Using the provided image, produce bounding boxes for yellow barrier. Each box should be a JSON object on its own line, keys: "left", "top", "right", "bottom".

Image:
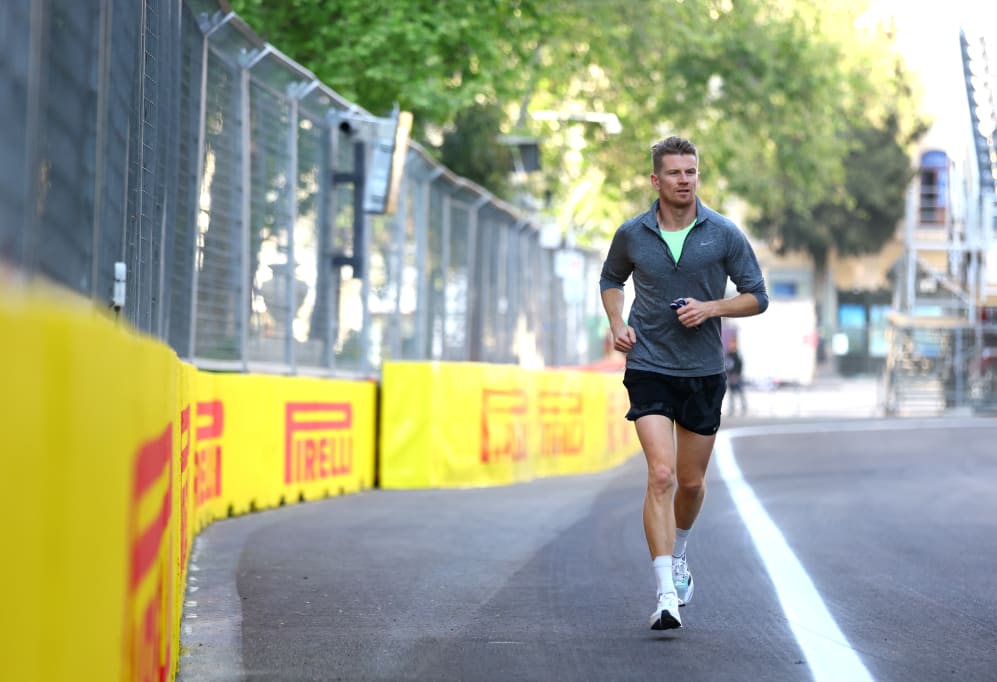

{"left": 0, "top": 284, "right": 376, "bottom": 681}
{"left": 379, "top": 361, "right": 640, "bottom": 488}
{"left": 0, "top": 286, "right": 181, "bottom": 680}
{"left": 191, "top": 372, "right": 376, "bottom": 527}
{"left": 0, "top": 284, "right": 633, "bottom": 680}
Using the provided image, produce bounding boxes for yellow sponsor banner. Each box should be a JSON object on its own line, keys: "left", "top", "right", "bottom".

{"left": 525, "top": 369, "right": 638, "bottom": 478}
{"left": 0, "top": 283, "right": 377, "bottom": 681}
{"left": 378, "top": 362, "right": 435, "bottom": 487}
{"left": 477, "top": 363, "right": 536, "bottom": 486}
{"left": 193, "top": 373, "right": 377, "bottom": 526}
{"left": 1, "top": 281, "right": 625, "bottom": 679}
{"left": 534, "top": 370, "right": 589, "bottom": 478}
{"left": 189, "top": 372, "right": 239, "bottom": 528}
{"left": 0, "top": 285, "right": 186, "bottom": 681}
{"left": 173, "top": 361, "right": 198, "bottom": 669}
{"left": 380, "top": 362, "right": 532, "bottom": 488}
{"left": 380, "top": 362, "right": 639, "bottom": 489}
{"left": 600, "top": 372, "right": 642, "bottom": 465}
{"left": 1, "top": 289, "right": 48, "bottom": 681}
{"left": 278, "top": 376, "right": 377, "bottom": 502}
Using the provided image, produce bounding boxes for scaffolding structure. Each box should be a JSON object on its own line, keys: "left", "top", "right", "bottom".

{"left": 884, "top": 28, "right": 997, "bottom": 415}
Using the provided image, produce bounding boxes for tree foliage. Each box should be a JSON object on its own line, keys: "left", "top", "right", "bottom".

{"left": 229, "top": 0, "right": 927, "bottom": 263}
{"left": 439, "top": 102, "right": 514, "bottom": 197}
{"left": 229, "top": 0, "right": 546, "bottom": 129}
{"left": 755, "top": 113, "right": 925, "bottom": 267}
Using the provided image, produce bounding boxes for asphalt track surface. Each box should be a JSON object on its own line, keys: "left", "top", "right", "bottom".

{"left": 179, "top": 417, "right": 997, "bottom": 682}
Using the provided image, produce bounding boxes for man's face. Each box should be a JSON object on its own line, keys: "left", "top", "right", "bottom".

{"left": 651, "top": 154, "right": 698, "bottom": 208}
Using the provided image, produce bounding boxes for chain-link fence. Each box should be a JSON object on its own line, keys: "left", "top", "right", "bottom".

{"left": 1, "top": 0, "right": 608, "bottom": 375}
{"left": 0, "top": 0, "right": 187, "bottom": 335}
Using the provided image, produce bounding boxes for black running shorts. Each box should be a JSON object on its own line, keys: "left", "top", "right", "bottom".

{"left": 622, "top": 369, "right": 727, "bottom": 435}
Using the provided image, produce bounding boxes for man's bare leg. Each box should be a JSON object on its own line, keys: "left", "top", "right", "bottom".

{"left": 635, "top": 414, "right": 677, "bottom": 559}
{"left": 669, "top": 424, "right": 717, "bottom": 607}
{"left": 635, "top": 414, "right": 683, "bottom": 629}
{"left": 674, "top": 425, "right": 717, "bottom": 530}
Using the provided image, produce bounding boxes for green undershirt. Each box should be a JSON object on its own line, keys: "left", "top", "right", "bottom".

{"left": 659, "top": 217, "right": 697, "bottom": 262}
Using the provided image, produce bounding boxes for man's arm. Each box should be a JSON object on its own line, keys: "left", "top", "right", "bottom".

{"left": 675, "top": 293, "right": 761, "bottom": 329}
{"left": 709, "top": 292, "right": 762, "bottom": 318}
{"left": 675, "top": 226, "right": 769, "bottom": 329}
{"left": 601, "top": 286, "right": 635, "bottom": 353}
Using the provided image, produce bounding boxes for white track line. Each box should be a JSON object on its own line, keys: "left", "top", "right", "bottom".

{"left": 713, "top": 418, "right": 992, "bottom": 677}
{"left": 715, "top": 426, "right": 874, "bottom": 682}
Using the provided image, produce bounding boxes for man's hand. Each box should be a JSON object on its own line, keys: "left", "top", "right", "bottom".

{"left": 676, "top": 292, "right": 761, "bottom": 327}
{"left": 611, "top": 322, "right": 636, "bottom": 353}
{"left": 675, "top": 297, "right": 712, "bottom": 329}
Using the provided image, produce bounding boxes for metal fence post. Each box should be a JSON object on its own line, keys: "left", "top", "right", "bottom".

{"left": 21, "top": 0, "right": 44, "bottom": 275}
{"left": 415, "top": 165, "right": 445, "bottom": 360}
{"left": 238, "top": 48, "right": 257, "bottom": 371}
{"left": 285, "top": 85, "right": 300, "bottom": 372}
{"left": 187, "top": 13, "right": 216, "bottom": 361}
{"left": 90, "top": 0, "right": 111, "bottom": 303}
{"left": 358, "top": 203, "right": 372, "bottom": 374}
{"left": 466, "top": 194, "right": 489, "bottom": 361}
{"left": 387, "top": 185, "right": 406, "bottom": 360}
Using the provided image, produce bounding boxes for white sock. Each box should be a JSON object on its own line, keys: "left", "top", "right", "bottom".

{"left": 652, "top": 555, "right": 675, "bottom": 597}
{"left": 673, "top": 527, "right": 690, "bottom": 559}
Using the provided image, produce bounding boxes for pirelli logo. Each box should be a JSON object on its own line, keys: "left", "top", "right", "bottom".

{"left": 539, "top": 390, "right": 584, "bottom": 457}
{"left": 284, "top": 402, "right": 353, "bottom": 484}
{"left": 127, "top": 424, "right": 173, "bottom": 682}
{"left": 481, "top": 388, "right": 528, "bottom": 463}
{"left": 179, "top": 405, "right": 191, "bottom": 569}
{"left": 194, "top": 400, "right": 223, "bottom": 507}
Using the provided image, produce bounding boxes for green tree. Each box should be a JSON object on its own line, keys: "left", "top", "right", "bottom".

{"left": 717, "top": 4, "right": 927, "bottom": 268}
{"left": 501, "top": 0, "right": 923, "bottom": 254}
{"left": 439, "top": 102, "right": 514, "bottom": 197}
{"left": 228, "top": 0, "right": 547, "bottom": 130}
{"left": 229, "top": 0, "right": 926, "bottom": 265}
{"left": 755, "top": 113, "right": 924, "bottom": 268}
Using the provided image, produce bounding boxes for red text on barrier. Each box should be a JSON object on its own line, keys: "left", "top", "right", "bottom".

{"left": 284, "top": 402, "right": 353, "bottom": 484}
{"left": 538, "top": 390, "right": 584, "bottom": 457}
{"left": 194, "top": 401, "right": 224, "bottom": 506}
{"left": 127, "top": 423, "right": 173, "bottom": 682}
{"left": 481, "top": 389, "right": 528, "bottom": 463}
{"left": 179, "top": 404, "right": 190, "bottom": 569}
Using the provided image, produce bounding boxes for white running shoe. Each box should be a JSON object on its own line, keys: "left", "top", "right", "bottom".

{"left": 648, "top": 591, "right": 682, "bottom": 630}
{"left": 672, "top": 553, "right": 694, "bottom": 606}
